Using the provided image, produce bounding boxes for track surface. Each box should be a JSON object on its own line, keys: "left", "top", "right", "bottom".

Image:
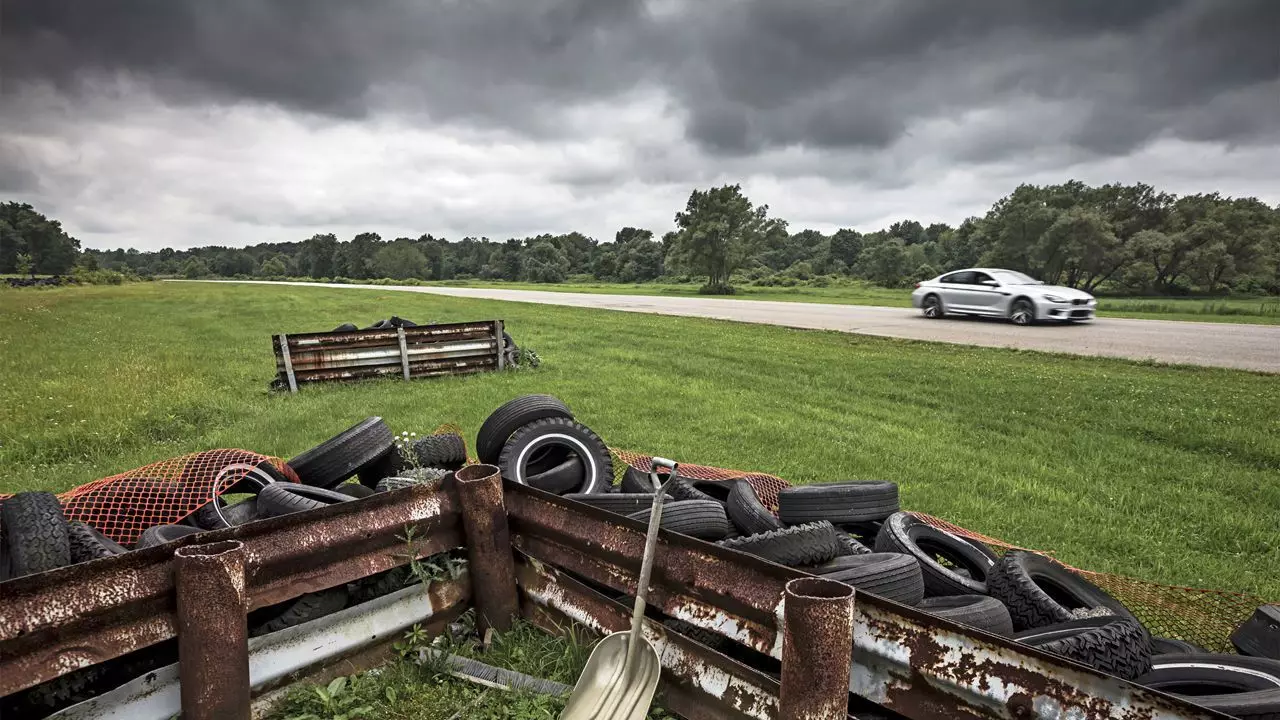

{"left": 193, "top": 281, "right": 1280, "bottom": 373}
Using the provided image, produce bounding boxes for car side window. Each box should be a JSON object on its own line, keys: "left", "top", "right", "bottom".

{"left": 971, "top": 272, "right": 994, "bottom": 286}
{"left": 943, "top": 271, "right": 974, "bottom": 284}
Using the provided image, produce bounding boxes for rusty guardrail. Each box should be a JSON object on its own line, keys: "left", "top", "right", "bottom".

{"left": 503, "top": 482, "right": 1229, "bottom": 720}
{"left": 1, "top": 471, "right": 1230, "bottom": 720}
{"left": 0, "top": 483, "right": 461, "bottom": 699}
{"left": 272, "top": 319, "right": 507, "bottom": 391}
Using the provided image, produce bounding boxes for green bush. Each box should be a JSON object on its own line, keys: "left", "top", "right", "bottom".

{"left": 698, "top": 282, "right": 736, "bottom": 295}
{"left": 70, "top": 267, "right": 130, "bottom": 285}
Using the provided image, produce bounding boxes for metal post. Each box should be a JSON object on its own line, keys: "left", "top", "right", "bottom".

{"left": 174, "top": 540, "right": 251, "bottom": 720}
{"left": 454, "top": 464, "right": 518, "bottom": 632}
{"left": 277, "top": 333, "right": 298, "bottom": 393}
{"left": 396, "top": 326, "right": 411, "bottom": 380}
{"left": 494, "top": 320, "right": 505, "bottom": 370}
{"left": 779, "top": 577, "right": 856, "bottom": 720}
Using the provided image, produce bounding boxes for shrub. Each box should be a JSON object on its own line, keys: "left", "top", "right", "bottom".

{"left": 698, "top": 282, "right": 736, "bottom": 295}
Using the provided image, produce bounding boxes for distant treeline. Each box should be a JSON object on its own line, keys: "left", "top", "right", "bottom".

{"left": 3, "top": 180, "right": 1278, "bottom": 295}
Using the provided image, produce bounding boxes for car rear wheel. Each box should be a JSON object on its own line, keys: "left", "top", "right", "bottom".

{"left": 922, "top": 294, "right": 943, "bottom": 319}
{"left": 1010, "top": 299, "right": 1036, "bottom": 326}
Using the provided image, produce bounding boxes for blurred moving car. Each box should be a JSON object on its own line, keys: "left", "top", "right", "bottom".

{"left": 910, "top": 268, "right": 1097, "bottom": 325}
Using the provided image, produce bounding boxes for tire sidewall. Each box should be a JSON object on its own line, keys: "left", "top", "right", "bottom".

{"left": 510, "top": 431, "right": 605, "bottom": 494}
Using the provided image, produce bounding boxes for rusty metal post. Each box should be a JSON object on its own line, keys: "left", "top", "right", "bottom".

{"left": 779, "top": 577, "right": 856, "bottom": 720}
{"left": 454, "top": 464, "right": 519, "bottom": 632}
{"left": 174, "top": 540, "right": 250, "bottom": 720}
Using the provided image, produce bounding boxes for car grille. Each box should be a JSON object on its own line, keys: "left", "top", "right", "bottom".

{"left": 1070, "top": 309, "right": 1092, "bottom": 318}
{"left": 1071, "top": 299, "right": 1089, "bottom": 305}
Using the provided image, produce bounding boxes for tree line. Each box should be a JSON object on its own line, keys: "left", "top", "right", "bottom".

{"left": 3, "top": 180, "right": 1278, "bottom": 296}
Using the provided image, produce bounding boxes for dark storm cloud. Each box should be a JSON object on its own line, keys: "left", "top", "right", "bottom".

{"left": 4, "top": 0, "right": 1278, "bottom": 162}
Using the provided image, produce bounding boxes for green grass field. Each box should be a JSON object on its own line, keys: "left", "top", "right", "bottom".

{"left": 421, "top": 278, "right": 1280, "bottom": 324}
{"left": 1, "top": 282, "right": 1276, "bottom": 600}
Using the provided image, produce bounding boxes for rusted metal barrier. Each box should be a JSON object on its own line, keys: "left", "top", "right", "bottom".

{"left": 780, "top": 578, "right": 856, "bottom": 720}
{"left": 0, "top": 483, "right": 460, "bottom": 698}
{"left": 454, "top": 464, "right": 519, "bottom": 632}
{"left": 174, "top": 540, "right": 251, "bottom": 720}
{"left": 0, "top": 475, "right": 1233, "bottom": 720}
{"left": 504, "top": 483, "right": 1230, "bottom": 720}
{"left": 272, "top": 319, "right": 506, "bottom": 391}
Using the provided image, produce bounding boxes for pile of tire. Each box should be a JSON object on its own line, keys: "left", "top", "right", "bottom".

{"left": 469, "top": 395, "right": 1280, "bottom": 719}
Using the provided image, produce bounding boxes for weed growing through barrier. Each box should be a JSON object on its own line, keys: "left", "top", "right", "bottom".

{"left": 392, "top": 431, "right": 420, "bottom": 470}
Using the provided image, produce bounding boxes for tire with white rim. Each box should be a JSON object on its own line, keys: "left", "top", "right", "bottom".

{"left": 1010, "top": 298, "right": 1036, "bottom": 326}
{"left": 498, "top": 417, "right": 612, "bottom": 495}
{"left": 1135, "top": 653, "right": 1280, "bottom": 719}
{"left": 922, "top": 294, "right": 944, "bottom": 319}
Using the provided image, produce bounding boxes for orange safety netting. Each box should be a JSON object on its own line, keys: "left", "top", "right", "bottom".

{"left": 0, "top": 449, "right": 298, "bottom": 547}
{"left": 613, "top": 450, "right": 1272, "bottom": 653}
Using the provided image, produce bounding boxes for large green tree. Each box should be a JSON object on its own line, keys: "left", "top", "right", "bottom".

{"left": 371, "top": 238, "right": 429, "bottom": 279}
{"left": 0, "top": 202, "right": 81, "bottom": 274}
{"left": 670, "top": 184, "right": 782, "bottom": 290}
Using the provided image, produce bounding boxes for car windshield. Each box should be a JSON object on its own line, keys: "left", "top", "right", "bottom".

{"left": 992, "top": 270, "right": 1042, "bottom": 285}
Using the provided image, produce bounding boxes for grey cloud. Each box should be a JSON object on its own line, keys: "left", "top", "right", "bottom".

{"left": 6, "top": 0, "right": 1278, "bottom": 163}
{"left": 0, "top": 143, "right": 41, "bottom": 193}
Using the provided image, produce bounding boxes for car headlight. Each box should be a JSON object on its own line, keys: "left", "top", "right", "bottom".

{"left": 1044, "top": 294, "right": 1067, "bottom": 303}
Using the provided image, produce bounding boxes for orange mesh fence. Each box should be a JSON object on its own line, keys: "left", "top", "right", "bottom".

{"left": 614, "top": 451, "right": 1270, "bottom": 653}
{"left": 0, "top": 449, "right": 298, "bottom": 547}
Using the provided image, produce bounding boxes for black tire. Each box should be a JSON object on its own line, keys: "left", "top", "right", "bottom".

{"left": 412, "top": 433, "right": 468, "bottom": 469}
{"left": 922, "top": 294, "right": 944, "bottom": 319}
{"left": 498, "top": 417, "right": 612, "bottom": 494}
{"left": 1152, "top": 637, "right": 1208, "bottom": 655}
{"left": 778, "top": 481, "right": 900, "bottom": 525}
{"left": 185, "top": 497, "right": 227, "bottom": 530}
{"left": 837, "top": 533, "right": 873, "bottom": 556}
{"left": 221, "top": 498, "right": 260, "bottom": 526}
{"left": 718, "top": 521, "right": 844, "bottom": 567}
{"left": 563, "top": 493, "right": 672, "bottom": 515}
{"left": 727, "top": 481, "right": 783, "bottom": 535}
{"left": 502, "top": 331, "right": 519, "bottom": 366}
{"left": 349, "top": 566, "right": 419, "bottom": 605}
{"left": 807, "top": 553, "right": 925, "bottom": 605}
{"left": 987, "top": 550, "right": 1136, "bottom": 632}
{"left": 249, "top": 587, "right": 349, "bottom": 637}
{"left": 375, "top": 468, "right": 452, "bottom": 492}
{"left": 257, "top": 483, "right": 352, "bottom": 518}
{"left": 1010, "top": 297, "right": 1036, "bottom": 326}
{"left": 1016, "top": 616, "right": 1152, "bottom": 680}
{"left": 1, "top": 492, "right": 71, "bottom": 578}
{"left": 1136, "top": 653, "right": 1280, "bottom": 720}
{"left": 288, "top": 417, "right": 395, "bottom": 489}
{"left": 335, "top": 483, "right": 376, "bottom": 499}
{"left": 332, "top": 322, "right": 358, "bottom": 332}
{"left": 476, "top": 395, "right": 573, "bottom": 464}
{"left": 1233, "top": 605, "right": 1280, "bottom": 660}
{"left": 135, "top": 524, "right": 205, "bottom": 549}
{"left": 525, "top": 455, "right": 586, "bottom": 494}
{"left": 620, "top": 465, "right": 661, "bottom": 494}
{"left": 918, "top": 595, "right": 1014, "bottom": 636}
{"left": 874, "top": 512, "right": 996, "bottom": 596}
{"left": 67, "top": 521, "right": 127, "bottom": 563}
{"left": 844, "top": 520, "right": 883, "bottom": 546}
{"left": 357, "top": 449, "right": 405, "bottom": 488}
{"left": 627, "top": 500, "right": 732, "bottom": 540}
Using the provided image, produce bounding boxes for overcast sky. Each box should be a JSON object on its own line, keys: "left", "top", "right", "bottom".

{"left": 2, "top": 0, "right": 1278, "bottom": 251}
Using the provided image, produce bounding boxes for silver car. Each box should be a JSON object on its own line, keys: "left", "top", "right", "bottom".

{"left": 910, "top": 268, "right": 1097, "bottom": 325}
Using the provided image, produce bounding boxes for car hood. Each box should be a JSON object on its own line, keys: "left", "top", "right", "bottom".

{"left": 1025, "top": 285, "right": 1094, "bottom": 299}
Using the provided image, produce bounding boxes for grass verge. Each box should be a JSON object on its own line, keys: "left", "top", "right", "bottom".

{"left": 1, "top": 282, "right": 1276, "bottom": 600}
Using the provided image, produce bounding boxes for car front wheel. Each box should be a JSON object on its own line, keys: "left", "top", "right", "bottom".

{"left": 1010, "top": 299, "right": 1036, "bottom": 326}
{"left": 922, "top": 295, "right": 944, "bottom": 319}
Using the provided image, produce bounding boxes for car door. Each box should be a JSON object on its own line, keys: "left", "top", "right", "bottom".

{"left": 966, "top": 272, "right": 1006, "bottom": 315}
{"left": 937, "top": 271, "right": 974, "bottom": 312}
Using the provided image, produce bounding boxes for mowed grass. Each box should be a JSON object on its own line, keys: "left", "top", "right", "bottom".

{"left": 425, "top": 278, "right": 1280, "bottom": 324}
{"left": 1, "top": 283, "right": 1277, "bottom": 599}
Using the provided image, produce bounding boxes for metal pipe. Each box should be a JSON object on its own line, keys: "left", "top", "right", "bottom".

{"left": 779, "top": 577, "right": 856, "bottom": 720}
{"left": 454, "top": 465, "right": 519, "bottom": 632}
{"left": 174, "top": 540, "right": 251, "bottom": 720}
